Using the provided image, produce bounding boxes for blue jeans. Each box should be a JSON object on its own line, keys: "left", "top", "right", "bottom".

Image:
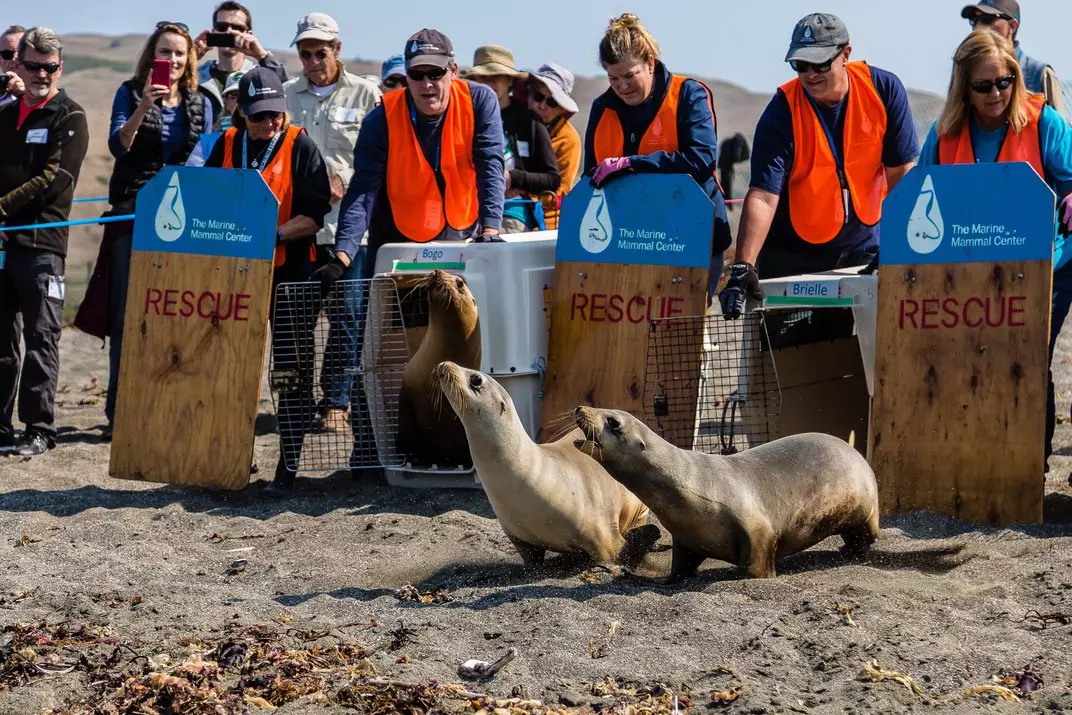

{"left": 1046, "top": 262, "right": 1072, "bottom": 461}
{"left": 319, "top": 246, "right": 366, "bottom": 409}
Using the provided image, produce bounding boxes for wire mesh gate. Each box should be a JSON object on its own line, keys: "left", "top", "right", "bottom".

{"left": 268, "top": 276, "right": 421, "bottom": 473}
{"left": 643, "top": 311, "right": 782, "bottom": 455}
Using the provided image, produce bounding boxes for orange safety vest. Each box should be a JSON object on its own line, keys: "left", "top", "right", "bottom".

{"left": 780, "top": 61, "right": 887, "bottom": 245}
{"left": 383, "top": 81, "right": 479, "bottom": 242}
{"left": 222, "top": 124, "right": 314, "bottom": 267}
{"left": 937, "top": 93, "right": 1046, "bottom": 179}
{"left": 593, "top": 74, "right": 724, "bottom": 193}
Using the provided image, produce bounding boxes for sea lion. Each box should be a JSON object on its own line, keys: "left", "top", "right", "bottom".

{"left": 434, "top": 361, "right": 661, "bottom": 568}
{"left": 573, "top": 407, "right": 880, "bottom": 583}
{"left": 396, "top": 270, "right": 482, "bottom": 468}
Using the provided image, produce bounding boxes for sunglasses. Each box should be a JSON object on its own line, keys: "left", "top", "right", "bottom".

{"left": 969, "top": 13, "right": 1012, "bottom": 26}
{"left": 247, "top": 110, "right": 281, "bottom": 123}
{"left": 214, "top": 21, "right": 247, "bottom": 33}
{"left": 299, "top": 48, "right": 332, "bottom": 61}
{"left": 789, "top": 46, "right": 845, "bottom": 74}
{"left": 383, "top": 75, "right": 406, "bottom": 88}
{"left": 406, "top": 67, "right": 448, "bottom": 82}
{"left": 0, "top": 49, "right": 14, "bottom": 61}
{"left": 530, "top": 89, "right": 559, "bottom": 109}
{"left": 156, "top": 21, "right": 189, "bottom": 32}
{"left": 969, "top": 75, "right": 1015, "bottom": 93}
{"left": 21, "top": 59, "right": 61, "bottom": 75}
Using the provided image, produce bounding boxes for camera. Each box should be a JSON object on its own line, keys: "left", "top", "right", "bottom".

{"left": 0, "top": 74, "right": 9, "bottom": 92}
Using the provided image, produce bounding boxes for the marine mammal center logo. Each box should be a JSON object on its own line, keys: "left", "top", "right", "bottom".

{"left": 907, "top": 174, "right": 944, "bottom": 255}
{"left": 154, "top": 172, "right": 186, "bottom": 242}
{"left": 579, "top": 188, "right": 613, "bottom": 254}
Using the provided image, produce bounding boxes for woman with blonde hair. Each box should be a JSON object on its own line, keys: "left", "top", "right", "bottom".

{"left": 584, "top": 13, "right": 732, "bottom": 303}
{"left": 918, "top": 29, "right": 1072, "bottom": 470}
{"left": 96, "top": 21, "right": 215, "bottom": 440}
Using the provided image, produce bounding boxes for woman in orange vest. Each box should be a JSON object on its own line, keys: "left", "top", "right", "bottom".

{"left": 918, "top": 30, "right": 1072, "bottom": 470}
{"left": 583, "top": 13, "right": 732, "bottom": 302}
{"left": 203, "top": 67, "right": 333, "bottom": 496}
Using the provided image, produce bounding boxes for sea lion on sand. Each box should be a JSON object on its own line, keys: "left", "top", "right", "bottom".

{"left": 434, "top": 362, "right": 660, "bottom": 568}
{"left": 573, "top": 407, "right": 880, "bottom": 583}
{"left": 396, "top": 271, "right": 481, "bottom": 468}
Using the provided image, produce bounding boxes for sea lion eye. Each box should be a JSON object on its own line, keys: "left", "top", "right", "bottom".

{"left": 469, "top": 374, "right": 483, "bottom": 391}
{"left": 455, "top": 278, "right": 465, "bottom": 291}
{"left": 606, "top": 416, "right": 621, "bottom": 432}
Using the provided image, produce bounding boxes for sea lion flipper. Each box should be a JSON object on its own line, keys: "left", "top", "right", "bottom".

{"left": 507, "top": 536, "right": 546, "bottom": 569}
{"left": 742, "top": 526, "right": 778, "bottom": 579}
{"left": 618, "top": 524, "right": 662, "bottom": 568}
{"left": 666, "top": 542, "right": 705, "bottom": 584}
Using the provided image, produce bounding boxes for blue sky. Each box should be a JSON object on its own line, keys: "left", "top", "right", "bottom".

{"left": 17, "top": 0, "right": 1072, "bottom": 96}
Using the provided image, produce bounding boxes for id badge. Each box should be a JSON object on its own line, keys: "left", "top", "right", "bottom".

{"left": 47, "top": 275, "right": 65, "bottom": 301}
{"left": 0, "top": 250, "right": 6, "bottom": 270}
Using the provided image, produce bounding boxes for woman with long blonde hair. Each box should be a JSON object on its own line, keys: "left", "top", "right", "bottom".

{"left": 918, "top": 29, "right": 1072, "bottom": 470}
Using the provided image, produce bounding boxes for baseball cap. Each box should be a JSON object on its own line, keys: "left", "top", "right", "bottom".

{"left": 404, "top": 28, "right": 454, "bottom": 70}
{"left": 960, "top": 0, "right": 1020, "bottom": 20}
{"left": 381, "top": 53, "right": 405, "bottom": 81}
{"left": 784, "top": 13, "right": 850, "bottom": 64}
{"left": 222, "top": 70, "right": 244, "bottom": 97}
{"left": 238, "top": 67, "right": 287, "bottom": 115}
{"left": 290, "top": 12, "right": 340, "bottom": 46}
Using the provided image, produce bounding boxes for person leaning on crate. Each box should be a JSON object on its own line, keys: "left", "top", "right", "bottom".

{"left": 0, "top": 27, "right": 89, "bottom": 457}
{"left": 202, "top": 67, "right": 333, "bottom": 497}
{"left": 914, "top": 30, "right": 1072, "bottom": 473}
{"left": 581, "top": 13, "right": 733, "bottom": 306}
{"left": 717, "top": 13, "right": 920, "bottom": 320}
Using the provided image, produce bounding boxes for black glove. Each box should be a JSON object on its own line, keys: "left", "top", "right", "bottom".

{"left": 472, "top": 232, "right": 505, "bottom": 243}
{"left": 311, "top": 258, "right": 347, "bottom": 298}
{"left": 718, "top": 262, "right": 763, "bottom": 320}
{"left": 859, "top": 252, "right": 879, "bottom": 275}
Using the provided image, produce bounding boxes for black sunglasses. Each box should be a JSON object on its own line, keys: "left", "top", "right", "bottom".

{"left": 0, "top": 49, "right": 14, "bottom": 61}
{"left": 406, "top": 66, "right": 448, "bottom": 82}
{"left": 156, "top": 21, "right": 189, "bottom": 32}
{"left": 383, "top": 75, "right": 406, "bottom": 88}
{"left": 969, "top": 75, "right": 1015, "bottom": 93}
{"left": 21, "top": 59, "right": 61, "bottom": 75}
{"left": 248, "top": 110, "right": 281, "bottom": 123}
{"left": 789, "top": 46, "right": 845, "bottom": 74}
{"left": 299, "top": 48, "right": 331, "bottom": 61}
{"left": 530, "top": 89, "right": 559, "bottom": 109}
{"left": 214, "top": 21, "right": 247, "bottom": 33}
{"left": 969, "top": 13, "right": 1012, "bottom": 26}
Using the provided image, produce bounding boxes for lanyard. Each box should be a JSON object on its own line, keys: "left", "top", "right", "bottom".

{"left": 804, "top": 90, "right": 843, "bottom": 170}
{"left": 409, "top": 94, "right": 441, "bottom": 172}
{"left": 241, "top": 130, "right": 283, "bottom": 171}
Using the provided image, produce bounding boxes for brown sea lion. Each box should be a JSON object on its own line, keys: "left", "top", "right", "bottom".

{"left": 396, "top": 270, "right": 481, "bottom": 468}
{"left": 574, "top": 407, "right": 881, "bottom": 583}
{"left": 434, "top": 362, "right": 660, "bottom": 568}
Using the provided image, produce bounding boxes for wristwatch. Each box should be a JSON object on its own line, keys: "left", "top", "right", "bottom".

{"left": 275, "top": 228, "right": 284, "bottom": 244}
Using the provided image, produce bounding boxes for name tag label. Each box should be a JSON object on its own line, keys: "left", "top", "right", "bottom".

{"left": 787, "top": 279, "right": 840, "bottom": 298}
{"left": 26, "top": 128, "right": 48, "bottom": 144}
{"left": 412, "top": 245, "right": 464, "bottom": 264}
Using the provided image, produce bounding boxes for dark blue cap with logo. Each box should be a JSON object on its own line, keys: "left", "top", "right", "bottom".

{"left": 238, "top": 66, "right": 287, "bottom": 115}
{"left": 960, "top": 0, "right": 1021, "bottom": 21}
{"left": 784, "top": 13, "right": 850, "bottom": 64}
{"left": 404, "top": 28, "right": 454, "bottom": 70}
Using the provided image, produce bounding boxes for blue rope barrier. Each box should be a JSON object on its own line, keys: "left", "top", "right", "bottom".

{"left": 72, "top": 197, "right": 109, "bottom": 204}
{"left": 2, "top": 214, "right": 135, "bottom": 232}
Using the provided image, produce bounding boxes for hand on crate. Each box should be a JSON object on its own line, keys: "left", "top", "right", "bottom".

{"left": 311, "top": 258, "right": 347, "bottom": 297}
{"left": 590, "top": 157, "right": 632, "bottom": 188}
{"left": 718, "top": 262, "right": 763, "bottom": 320}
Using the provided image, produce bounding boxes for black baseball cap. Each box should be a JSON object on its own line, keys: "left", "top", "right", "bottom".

{"left": 961, "top": 0, "right": 1021, "bottom": 21}
{"left": 404, "top": 29, "right": 454, "bottom": 70}
{"left": 238, "top": 67, "right": 287, "bottom": 115}
{"left": 785, "top": 13, "right": 851, "bottom": 64}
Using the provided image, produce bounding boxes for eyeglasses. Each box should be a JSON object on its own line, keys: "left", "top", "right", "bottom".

{"left": 383, "top": 75, "right": 406, "bottom": 89}
{"left": 247, "top": 110, "right": 281, "bottom": 123}
{"left": 0, "top": 50, "right": 15, "bottom": 61}
{"left": 406, "top": 67, "right": 448, "bottom": 82}
{"left": 969, "top": 13, "right": 1012, "bottom": 26}
{"left": 530, "top": 89, "right": 559, "bottom": 109}
{"left": 789, "top": 46, "right": 845, "bottom": 74}
{"left": 299, "top": 48, "right": 331, "bottom": 61}
{"left": 21, "top": 60, "right": 61, "bottom": 75}
{"left": 969, "top": 75, "right": 1015, "bottom": 93}
{"left": 214, "top": 21, "right": 247, "bottom": 33}
{"left": 156, "top": 21, "right": 189, "bottom": 32}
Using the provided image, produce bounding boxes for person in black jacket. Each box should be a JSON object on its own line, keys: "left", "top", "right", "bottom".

{"left": 464, "top": 45, "right": 559, "bottom": 234}
{"left": 0, "top": 27, "right": 89, "bottom": 456}
{"left": 97, "top": 22, "right": 215, "bottom": 441}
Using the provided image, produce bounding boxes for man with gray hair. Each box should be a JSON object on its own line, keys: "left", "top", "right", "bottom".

{"left": 0, "top": 27, "right": 89, "bottom": 456}
{"left": 0, "top": 25, "right": 25, "bottom": 110}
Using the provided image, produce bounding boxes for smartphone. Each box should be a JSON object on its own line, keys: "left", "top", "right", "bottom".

{"left": 205, "top": 32, "right": 237, "bottom": 48}
{"left": 0, "top": 74, "right": 9, "bottom": 92}
{"left": 150, "top": 59, "right": 170, "bottom": 87}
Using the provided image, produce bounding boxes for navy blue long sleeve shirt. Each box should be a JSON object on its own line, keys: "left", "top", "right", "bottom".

{"left": 334, "top": 80, "right": 505, "bottom": 261}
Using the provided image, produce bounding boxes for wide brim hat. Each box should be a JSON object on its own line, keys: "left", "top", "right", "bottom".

{"left": 462, "top": 44, "right": 528, "bottom": 79}
{"left": 529, "top": 62, "right": 578, "bottom": 114}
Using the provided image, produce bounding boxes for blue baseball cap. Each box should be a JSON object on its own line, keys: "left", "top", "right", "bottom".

{"left": 960, "top": 0, "right": 1020, "bottom": 21}
{"left": 381, "top": 53, "right": 405, "bottom": 81}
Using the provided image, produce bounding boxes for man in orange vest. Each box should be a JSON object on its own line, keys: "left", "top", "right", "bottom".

{"left": 313, "top": 28, "right": 506, "bottom": 287}
{"left": 719, "top": 13, "right": 920, "bottom": 319}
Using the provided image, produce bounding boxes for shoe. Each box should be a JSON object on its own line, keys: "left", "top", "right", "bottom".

{"left": 0, "top": 431, "right": 19, "bottom": 454}
{"left": 16, "top": 432, "right": 54, "bottom": 457}
{"left": 262, "top": 457, "right": 297, "bottom": 498}
{"left": 100, "top": 424, "right": 113, "bottom": 443}
{"left": 323, "top": 407, "right": 349, "bottom": 432}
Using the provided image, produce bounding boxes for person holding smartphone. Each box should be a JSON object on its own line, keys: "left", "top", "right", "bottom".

{"left": 194, "top": 1, "right": 287, "bottom": 127}
{"left": 0, "top": 25, "right": 26, "bottom": 110}
{"left": 82, "top": 21, "right": 215, "bottom": 442}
